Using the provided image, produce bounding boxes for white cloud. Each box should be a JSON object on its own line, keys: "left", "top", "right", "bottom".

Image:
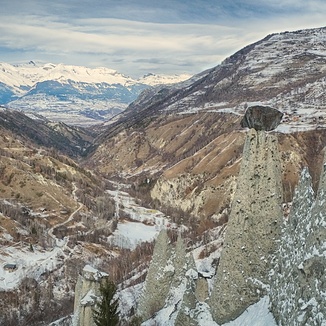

{"left": 0, "top": 1, "right": 325, "bottom": 77}
{"left": 238, "top": 0, "right": 326, "bottom": 13}
{"left": 0, "top": 15, "right": 251, "bottom": 76}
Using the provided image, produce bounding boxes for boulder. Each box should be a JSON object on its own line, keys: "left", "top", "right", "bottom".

{"left": 241, "top": 106, "right": 283, "bottom": 131}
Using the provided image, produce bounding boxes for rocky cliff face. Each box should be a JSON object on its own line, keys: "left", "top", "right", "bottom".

{"left": 270, "top": 161, "right": 326, "bottom": 325}
{"left": 138, "top": 231, "right": 206, "bottom": 325}
{"left": 72, "top": 265, "right": 108, "bottom": 326}
{"left": 209, "top": 129, "right": 283, "bottom": 323}
{"left": 151, "top": 172, "right": 238, "bottom": 219}
{"left": 138, "top": 229, "right": 174, "bottom": 321}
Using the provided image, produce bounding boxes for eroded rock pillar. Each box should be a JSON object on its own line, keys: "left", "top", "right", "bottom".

{"left": 210, "top": 129, "right": 283, "bottom": 323}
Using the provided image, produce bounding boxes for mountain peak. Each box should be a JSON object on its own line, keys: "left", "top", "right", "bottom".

{"left": 138, "top": 72, "right": 192, "bottom": 86}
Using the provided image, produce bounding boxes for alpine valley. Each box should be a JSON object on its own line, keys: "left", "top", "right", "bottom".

{"left": 0, "top": 26, "right": 326, "bottom": 326}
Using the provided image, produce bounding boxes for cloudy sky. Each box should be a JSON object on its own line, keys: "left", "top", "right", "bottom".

{"left": 1, "top": 0, "right": 326, "bottom": 77}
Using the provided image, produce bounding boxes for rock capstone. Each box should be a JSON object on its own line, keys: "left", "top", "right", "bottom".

{"left": 240, "top": 106, "right": 283, "bottom": 131}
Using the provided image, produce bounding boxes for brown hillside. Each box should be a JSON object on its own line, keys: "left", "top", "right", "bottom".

{"left": 87, "top": 110, "right": 326, "bottom": 221}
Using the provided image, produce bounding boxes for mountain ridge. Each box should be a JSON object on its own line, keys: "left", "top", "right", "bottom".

{"left": 107, "top": 26, "right": 326, "bottom": 133}
{"left": 0, "top": 61, "right": 191, "bottom": 89}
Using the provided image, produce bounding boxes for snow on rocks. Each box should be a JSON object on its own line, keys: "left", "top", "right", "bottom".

{"left": 72, "top": 265, "right": 109, "bottom": 326}
{"left": 80, "top": 289, "right": 97, "bottom": 306}
{"left": 270, "top": 162, "right": 326, "bottom": 325}
{"left": 223, "top": 296, "right": 277, "bottom": 326}
{"left": 82, "top": 264, "right": 108, "bottom": 282}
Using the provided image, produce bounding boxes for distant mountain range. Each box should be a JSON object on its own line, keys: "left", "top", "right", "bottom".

{"left": 0, "top": 61, "right": 191, "bottom": 125}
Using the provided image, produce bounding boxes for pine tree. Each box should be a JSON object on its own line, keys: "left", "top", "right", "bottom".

{"left": 92, "top": 279, "right": 119, "bottom": 326}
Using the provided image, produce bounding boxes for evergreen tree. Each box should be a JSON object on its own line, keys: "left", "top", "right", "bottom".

{"left": 92, "top": 279, "right": 119, "bottom": 326}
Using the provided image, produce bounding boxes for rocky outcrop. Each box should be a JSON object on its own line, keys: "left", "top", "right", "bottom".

{"left": 271, "top": 161, "right": 326, "bottom": 325}
{"left": 172, "top": 233, "right": 188, "bottom": 287}
{"left": 270, "top": 168, "right": 314, "bottom": 325}
{"left": 240, "top": 106, "right": 283, "bottom": 131}
{"left": 209, "top": 129, "right": 283, "bottom": 324}
{"left": 72, "top": 265, "right": 109, "bottom": 326}
{"left": 138, "top": 229, "right": 173, "bottom": 321}
{"left": 175, "top": 254, "right": 199, "bottom": 326}
{"left": 140, "top": 129, "right": 284, "bottom": 325}
{"left": 151, "top": 172, "right": 238, "bottom": 219}
{"left": 138, "top": 231, "right": 205, "bottom": 324}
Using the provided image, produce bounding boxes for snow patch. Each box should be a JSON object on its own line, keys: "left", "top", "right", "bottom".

{"left": 223, "top": 296, "right": 276, "bottom": 326}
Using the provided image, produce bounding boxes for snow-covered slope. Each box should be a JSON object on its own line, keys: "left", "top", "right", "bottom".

{"left": 0, "top": 61, "right": 191, "bottom": 125}
{"left": 118, "top": 27, "right": 326, "bottom": 133}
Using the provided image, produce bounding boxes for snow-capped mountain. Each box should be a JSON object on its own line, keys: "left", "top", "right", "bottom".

{"left": 0, "top": 61, "right": 191, "bottom": 125}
